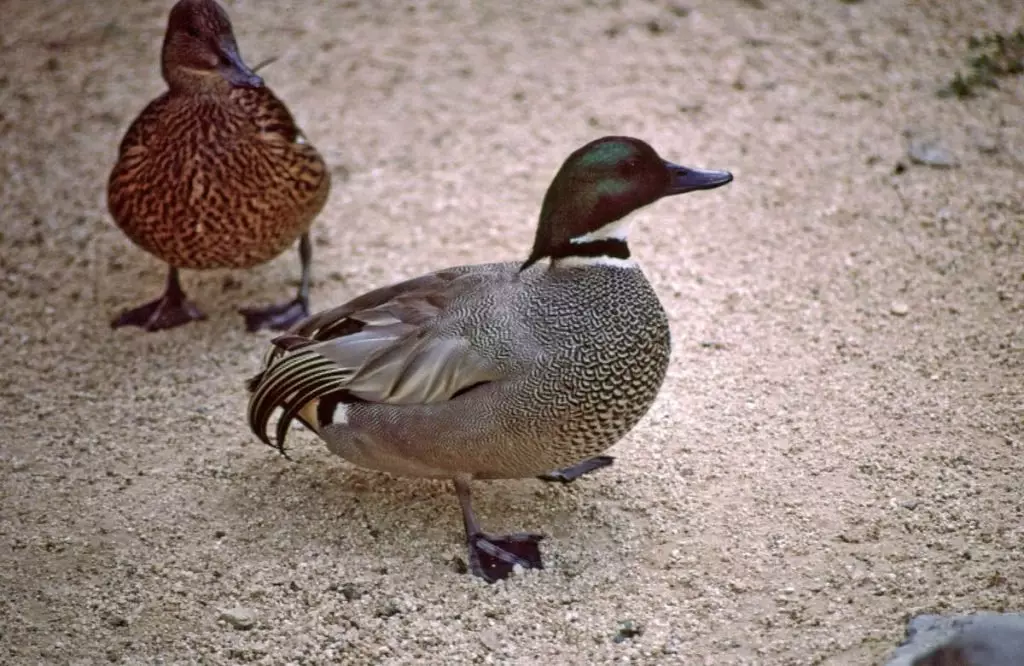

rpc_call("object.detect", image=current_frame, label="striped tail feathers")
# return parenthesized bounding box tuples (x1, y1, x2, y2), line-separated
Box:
(246, 345, 352, 457)
(244, 334, 319, 394)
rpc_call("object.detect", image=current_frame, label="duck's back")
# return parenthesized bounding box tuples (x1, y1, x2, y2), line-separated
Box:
(108, 87, 329, 270)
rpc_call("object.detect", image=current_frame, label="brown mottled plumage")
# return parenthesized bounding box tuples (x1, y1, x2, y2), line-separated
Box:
(108, 0, 330, 332)
(246, 137, 734, 582)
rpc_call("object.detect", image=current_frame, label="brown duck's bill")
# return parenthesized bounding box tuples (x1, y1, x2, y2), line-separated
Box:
(220, 42, 264, 88)
(664, 161, 733, 194)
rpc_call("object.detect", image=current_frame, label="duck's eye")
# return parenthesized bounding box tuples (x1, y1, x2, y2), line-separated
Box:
(620, 158, 641, 174)
(186, 26, 202, 39)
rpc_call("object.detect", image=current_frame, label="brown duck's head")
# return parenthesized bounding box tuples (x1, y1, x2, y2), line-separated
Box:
(161, 0, 263, 93)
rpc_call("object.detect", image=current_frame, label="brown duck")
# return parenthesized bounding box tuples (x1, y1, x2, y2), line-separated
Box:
(108, 0, 330, 332)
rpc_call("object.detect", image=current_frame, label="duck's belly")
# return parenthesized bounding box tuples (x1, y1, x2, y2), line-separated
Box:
(332, 380, 666, 481)
(337, 332, 672, 481)
(116, 202, 309, 270)
(108, 149, 327, 270)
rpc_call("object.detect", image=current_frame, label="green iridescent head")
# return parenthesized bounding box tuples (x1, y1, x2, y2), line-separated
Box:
(523, 136, 732, 268)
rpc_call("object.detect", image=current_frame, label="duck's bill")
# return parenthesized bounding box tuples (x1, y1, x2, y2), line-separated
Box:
(220, 43, 264, 88)
(664, 162, 733, 194)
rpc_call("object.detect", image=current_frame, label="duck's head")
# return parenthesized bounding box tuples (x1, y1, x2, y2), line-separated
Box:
(161, 0, 263, 93)
(522, 136, 732, 270)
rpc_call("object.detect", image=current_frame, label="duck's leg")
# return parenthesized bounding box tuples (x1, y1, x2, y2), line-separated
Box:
(239, 232, 312, 332)
(537, 455, 615, 483)
(111, 267, 206, 331)
(454, 477, 544, 583)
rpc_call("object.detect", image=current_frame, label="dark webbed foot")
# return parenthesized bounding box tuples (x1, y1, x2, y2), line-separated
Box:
(240, 232, 312, 333)
(239, 297, 308, 332)
(537, 455, 615, 483)
(111, 267, 206, 332)
(468, 532, 544, 583)
(455, 477, 544, 583)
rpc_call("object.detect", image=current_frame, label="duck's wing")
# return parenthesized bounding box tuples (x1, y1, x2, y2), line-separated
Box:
(235, 86, 302, 143)
(113, 93, 172, 158)
(235, 86, 330, 207)
(107, 94, 173, 216)
(246, 267, 509, 451)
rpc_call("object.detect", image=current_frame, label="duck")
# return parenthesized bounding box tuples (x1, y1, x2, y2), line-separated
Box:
(246, 136, 733, 582)
(107, 0, 331, 332)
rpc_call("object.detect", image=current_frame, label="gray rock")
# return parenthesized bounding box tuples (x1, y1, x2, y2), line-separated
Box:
(890, 301, 910, 317)
(885, 612, 1024, 666)
(906, 133, 959, 168)
(218, 606, 257, 630)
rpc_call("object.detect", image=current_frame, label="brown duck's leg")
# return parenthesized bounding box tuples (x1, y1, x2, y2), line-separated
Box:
(454, 477, 544, 583)
(239, 232, 312, 333)
(111, 267, 206, 331)
(537, 456, 615, 483)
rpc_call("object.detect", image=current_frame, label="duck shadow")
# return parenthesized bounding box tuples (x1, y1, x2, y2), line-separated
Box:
(219, 447, 622, 576)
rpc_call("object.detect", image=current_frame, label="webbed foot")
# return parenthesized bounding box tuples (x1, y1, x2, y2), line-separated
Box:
(467, 532, 545, 583)
(239, 297, 308, 332)
(111, 267, 206, 332)
(537, 455, 615, 483)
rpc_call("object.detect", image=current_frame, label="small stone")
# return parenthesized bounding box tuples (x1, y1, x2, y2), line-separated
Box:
(338, 582, 364, 601)
(890, 301, 910, 316)
(906, 134, 959, 168)
(219, 607, 257, 630)
(899, 499, 920, 510)
(375, 601, 401, 618)
(613, 620, 643, 643)
(728, 580, 748, 593)
(479, 629, 501, 652)
(448, 556, 468, 574)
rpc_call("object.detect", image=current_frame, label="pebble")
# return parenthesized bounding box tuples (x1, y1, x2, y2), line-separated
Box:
(890, 301, 910, 316)
(613, 620, 643, 643)
(479, 629, 501, 652)
(219, 606, 257, 630)
(337, 582, 364, 601)
(906, 133, 959, 168)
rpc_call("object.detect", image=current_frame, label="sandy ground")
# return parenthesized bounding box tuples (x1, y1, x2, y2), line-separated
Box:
(1, 0, 1022, 664)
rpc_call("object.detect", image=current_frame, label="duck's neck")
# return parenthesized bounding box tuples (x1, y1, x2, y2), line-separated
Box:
(550, 237, 636, 269)
(163, 65, 237, 98)
(550, 216, 638, 269)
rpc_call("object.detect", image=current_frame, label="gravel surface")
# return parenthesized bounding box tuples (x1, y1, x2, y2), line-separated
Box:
(1, 0, 1022, 664)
